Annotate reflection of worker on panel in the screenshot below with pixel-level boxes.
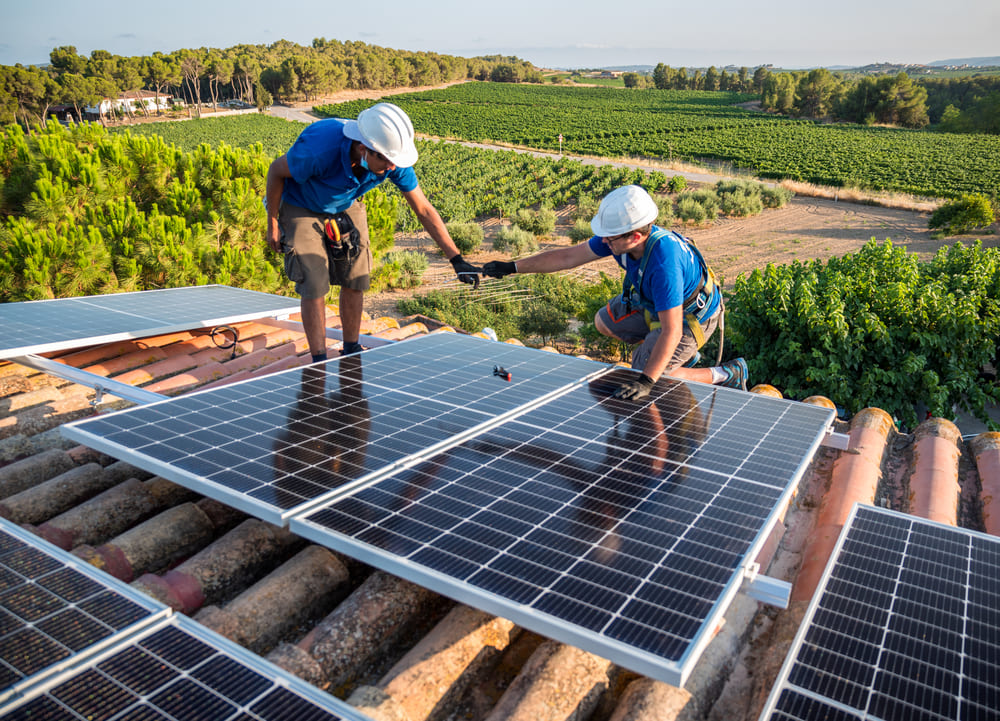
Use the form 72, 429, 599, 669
272, 355, 371, 498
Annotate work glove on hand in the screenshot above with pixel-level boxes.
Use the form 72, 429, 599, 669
612, 373, 656, 401
450, 254, 481, 289
482, 260, 517, 279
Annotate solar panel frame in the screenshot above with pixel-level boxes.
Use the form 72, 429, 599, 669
758, 503, 1000, 721
62, 333, 612, 524
0, 285, 300, 359
0, 518, 170, 705
292, 368, 837, 687
0, 613, 375, 721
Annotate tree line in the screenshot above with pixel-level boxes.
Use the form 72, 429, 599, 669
0, 39, 541, 127
620, 64, 998, 135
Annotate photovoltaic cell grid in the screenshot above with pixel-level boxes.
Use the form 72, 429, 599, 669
63, 333, 609, 524
0, 519, 167, 702
2, 614, 374, 721
293, 366, 836, 686
760, 504, 1000, 721
0, 285, 300, 359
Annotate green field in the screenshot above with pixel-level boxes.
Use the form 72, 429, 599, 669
315, 82, 1000, 199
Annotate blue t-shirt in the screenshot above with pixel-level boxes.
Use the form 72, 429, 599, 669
282, 118, 419, 214
588, 225, 720, 316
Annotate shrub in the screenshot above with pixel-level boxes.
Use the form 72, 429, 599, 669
519, 301, 570, 344
512, 207, 557, 236
761, 184, 794, 208
446, 222, 484, 255
676, 189, 719, 224
567, 218, 594, 243
667, 175, 687, 193
727, 239, 1000, 431
370, 249, 428, 291
929, 194, 995, 237
716, 180, 764, 217
493, 225, 539, 255
571, 193, 600, 222
654, 195, 675, 226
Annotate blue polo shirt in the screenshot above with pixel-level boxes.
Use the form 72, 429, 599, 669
588, 226, 720, 316
282, 118, 419, 214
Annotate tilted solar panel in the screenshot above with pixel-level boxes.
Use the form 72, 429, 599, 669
0, 285, 300, 359
1, 614, 374, 721
760, 504, 999, 721
63, 333, 836, 686
0, 519, 169, 704
292, 366, 836, 686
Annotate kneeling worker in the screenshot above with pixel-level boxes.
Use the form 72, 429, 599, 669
483, 185, 748, 400
265, 102, 481, 361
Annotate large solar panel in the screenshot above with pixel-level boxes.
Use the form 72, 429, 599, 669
760, 504, 999, 721
63, 333, 609, 523
0, 519, 169, 704
0, 285, 300, 359
1, 614, 374, 720
292, 365, 836, 686
62, 332, 836, 686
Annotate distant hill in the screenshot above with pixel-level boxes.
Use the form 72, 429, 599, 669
928, 57, 1000, 67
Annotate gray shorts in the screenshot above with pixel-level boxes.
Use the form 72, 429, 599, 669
597, 294, 720, 371
278, 199, 372, 299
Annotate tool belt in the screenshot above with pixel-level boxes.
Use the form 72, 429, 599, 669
322, 212, 361, 261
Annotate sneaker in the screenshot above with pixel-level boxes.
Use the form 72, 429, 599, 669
718, 357, 748, 391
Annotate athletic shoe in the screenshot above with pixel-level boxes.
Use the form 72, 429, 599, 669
719, 357, 748, 391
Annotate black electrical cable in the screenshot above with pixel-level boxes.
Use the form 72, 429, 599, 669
210, 324, 240, 360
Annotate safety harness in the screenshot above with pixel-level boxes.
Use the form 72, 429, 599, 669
621, 228, 720, 348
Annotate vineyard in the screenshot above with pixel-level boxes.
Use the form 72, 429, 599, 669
317, 82, 1000, 199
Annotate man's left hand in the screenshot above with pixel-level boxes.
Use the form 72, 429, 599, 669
612, 374, 656, 401
450, 254, 482, 289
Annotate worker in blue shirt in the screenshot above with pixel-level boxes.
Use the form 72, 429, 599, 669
265, 102, 480, 361
483, 185, 748, 400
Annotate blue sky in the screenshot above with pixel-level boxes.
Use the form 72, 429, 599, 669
2, 0, 997, 69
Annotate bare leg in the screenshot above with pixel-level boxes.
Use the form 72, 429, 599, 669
300, 296, 329, 357
339, 287, 365, 345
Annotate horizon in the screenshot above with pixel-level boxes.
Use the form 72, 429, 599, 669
2, 0, 997, 71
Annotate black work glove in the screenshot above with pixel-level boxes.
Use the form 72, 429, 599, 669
482, 260, 517, 279
450, 254, 481, 289
612, 373, 656, 401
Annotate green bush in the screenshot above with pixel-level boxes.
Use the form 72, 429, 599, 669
567, 218, 594, 243
929, 194, 995, 236
493, 225, 539, 255
446, 222, 484, 255
676, 189, 720, 224
761, 184, 794, 208
654, 195, 675, 226
667, 175, 687, 193
512, 207, 557, 235
716, 180, 764, 217
571, 193, 600, 222
519, 301, 570, 344
727, 239, 1000, 430
371, 249, 429, 291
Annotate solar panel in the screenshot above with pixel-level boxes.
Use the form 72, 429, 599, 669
0, 285, 300, 359
291, 365, 836, 686
1, 614, 374, 721
62, 332, 835, 686
0, 519, 169, 703
759, 504, 1000, 721
63, 333, 609, 523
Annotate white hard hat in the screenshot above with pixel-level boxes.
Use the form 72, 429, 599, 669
343, 102, 418, 168
590, 185, 658, 237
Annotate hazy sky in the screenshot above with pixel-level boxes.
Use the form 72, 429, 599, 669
2, 0, 997, 69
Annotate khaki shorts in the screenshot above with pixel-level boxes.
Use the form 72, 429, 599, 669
278, 199, 372, 299
597, 294, 720, 371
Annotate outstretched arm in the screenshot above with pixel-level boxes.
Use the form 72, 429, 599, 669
484, 241, 600, 277
402, 186, 460, 259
